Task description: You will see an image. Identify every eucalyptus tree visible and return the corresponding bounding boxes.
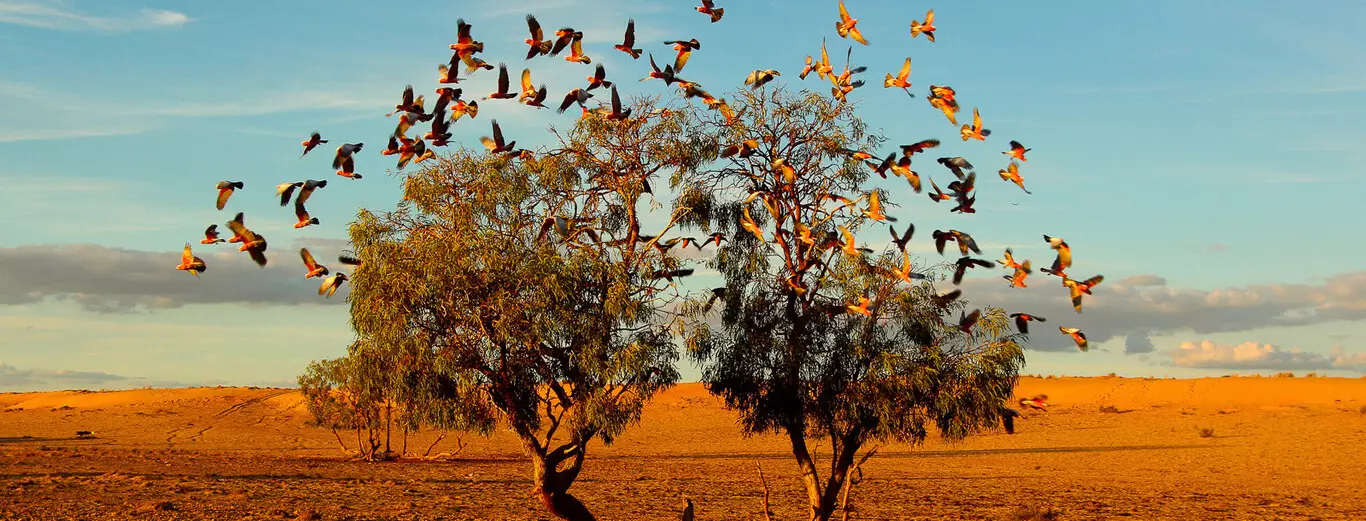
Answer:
[677,87,1026,521]
[343,97,709,521]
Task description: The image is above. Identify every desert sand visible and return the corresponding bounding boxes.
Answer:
[2,376,1365,520]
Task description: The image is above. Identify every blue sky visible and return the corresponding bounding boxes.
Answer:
[2,0,1364,391]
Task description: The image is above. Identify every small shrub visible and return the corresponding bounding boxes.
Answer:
[1274,372,1295,378]
[1008,504,1063,520]
[1198,427,1216,438]
[1358,405,1365,415]
[1098,405,1121,414]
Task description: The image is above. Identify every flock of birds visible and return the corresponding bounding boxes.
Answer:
[172,0,1103,355]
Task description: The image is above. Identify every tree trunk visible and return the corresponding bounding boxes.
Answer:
[788,428,826,520]
[522,436,597,521]
[789,427,864,521]
[531,454,597,521]
[384,402,393,456]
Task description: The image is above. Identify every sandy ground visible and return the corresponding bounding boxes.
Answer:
[1,377,1365,520]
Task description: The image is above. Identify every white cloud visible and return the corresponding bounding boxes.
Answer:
[1330,344,1366,372]
[0,243,351,313]
[955,270,1366,352]
[1164,340,1363,372]
[0,2,190,32]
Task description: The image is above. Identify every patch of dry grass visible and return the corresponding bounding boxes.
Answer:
[1007,504,1063,520]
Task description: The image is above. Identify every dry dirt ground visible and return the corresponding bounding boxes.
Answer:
[2,377,1365,520]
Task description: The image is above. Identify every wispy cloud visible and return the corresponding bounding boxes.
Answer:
[0,2,190,32]
[0,80,391,143]
[0,361,143,392]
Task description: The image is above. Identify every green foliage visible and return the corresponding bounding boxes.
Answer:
[337,96,710,517]
[678,87,1026,520]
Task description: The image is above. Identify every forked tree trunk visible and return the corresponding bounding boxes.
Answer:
[789,428,864,521]
[523,437,597,521]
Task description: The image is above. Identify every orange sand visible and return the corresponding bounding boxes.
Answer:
[2,377,1364,520]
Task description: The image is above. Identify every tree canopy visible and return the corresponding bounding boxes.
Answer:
[678,87,1026,520]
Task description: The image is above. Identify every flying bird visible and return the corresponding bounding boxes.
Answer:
[937,156,972,180]
[614,19,642,58]
[449,18,484,57]
[517,68,540,101]
[299,248,330,279]
[459,52,495,74]
[1004,259,1032,288]
[485,63,518,100]
[745,69,781,89]
[883,57,913,95]
[386,85,422,117]
[960,107,991,141]
[558,89,594,114]
[176,243,207,277]
[437,61,461,84]
[1005,140,1031,162]
[276,182,303,207]
[1059,327,1089,351]
[551,27,580,56]
[665,38,701,72]
[201,224,224,245]
[835,1,869,45]
[910,9,936,42]
[959,308,983,334]
[300,132,327,158]
[998,162,1031,194]
[926,178,953,203]
[721,139,760,159]
[932,289,962,309]
[953,257,995,285]
[336,155,362,179]
[889,224,914,253]
[933,229,981,256]
[565,33,591,64]
[586,63,613,91]
[606,86,631,121]
[701,232,727,249]
[215,181,243,211]
[226,214,268,267]
[521,85,549,110]
[319,273,348,298]
[927,85,959,125]
[1044,235,1072,270]
[1009,313,1046,335]
[332,143,363,169]
[641,54,678,84]
[293,180,325,228]
[696,0,724,22]
[524,14,553,60]
[1064,275,1104,313]
[899,138,936,157]
[1019,395,1049,411]
[1002,408,1020,434]
[846,296,873,316]
[480,120,516,155]
[861,191,896,222]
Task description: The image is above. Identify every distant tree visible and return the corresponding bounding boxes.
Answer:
[297,349,389,460]
[678,87,1025,521]
[341,97,707,521]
